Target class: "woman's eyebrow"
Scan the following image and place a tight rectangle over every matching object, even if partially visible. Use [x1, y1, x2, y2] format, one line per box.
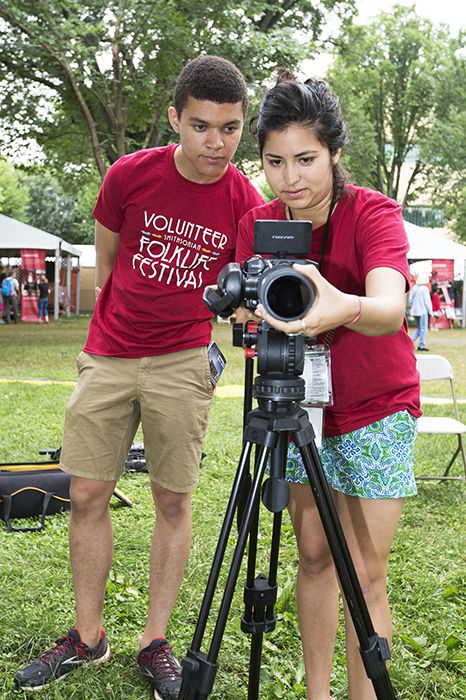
[264, 149, 318, 157]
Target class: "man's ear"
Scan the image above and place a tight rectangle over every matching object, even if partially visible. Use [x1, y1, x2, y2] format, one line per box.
[168, 106, 180, 133]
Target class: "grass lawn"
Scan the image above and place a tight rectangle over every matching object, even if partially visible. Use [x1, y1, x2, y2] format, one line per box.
[0, 317, 465, 699]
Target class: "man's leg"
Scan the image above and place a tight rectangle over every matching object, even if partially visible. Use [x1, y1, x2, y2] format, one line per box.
[14, 475, 115, 691]
[140, 482, 192, 647]
[137, 348, 212, 699]
[12, 296, 19, 322]
[411, 316, 420, 342]
[4, 295, 11, 322]
[15, 353, 140, 691]
[139, 347, 213, 646]
[288, 483, 339, 700]
[418, 314, 428, 349]
[69, 476, 117, 647]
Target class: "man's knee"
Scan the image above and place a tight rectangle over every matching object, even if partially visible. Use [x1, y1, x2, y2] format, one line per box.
[70, 476, 115, 517]
[152, 483, 191, 523]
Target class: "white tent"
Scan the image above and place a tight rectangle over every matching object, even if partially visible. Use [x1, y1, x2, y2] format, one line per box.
[404, 221, 466, 277]
[404, 221, 466, 328]
[0, 214, 81, 320]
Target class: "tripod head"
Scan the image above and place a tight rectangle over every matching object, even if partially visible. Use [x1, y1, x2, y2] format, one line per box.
[233, 321, 306, 409]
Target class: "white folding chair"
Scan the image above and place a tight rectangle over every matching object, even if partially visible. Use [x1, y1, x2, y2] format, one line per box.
[416, 354, 466, 481]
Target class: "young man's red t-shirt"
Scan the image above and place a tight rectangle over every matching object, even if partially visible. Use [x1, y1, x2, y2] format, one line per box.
[236, 186, 421, 437]
[86, 144, 263, 358]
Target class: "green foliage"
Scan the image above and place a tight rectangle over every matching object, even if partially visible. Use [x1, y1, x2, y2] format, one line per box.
[0, 0, 355, 178]
[444, 183, 466, 243]
[423, 48, 466, 241]
[327, 5, 466, 210]
[0, 158, 29, 218]
[258, 179, 276, 203]
[23, 168, 100, 243]
[0, 165, 100, 243]
[24, 172, 77, 239]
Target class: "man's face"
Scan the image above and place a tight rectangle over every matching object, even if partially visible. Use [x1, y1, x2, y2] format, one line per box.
[168, 97, 244, 184]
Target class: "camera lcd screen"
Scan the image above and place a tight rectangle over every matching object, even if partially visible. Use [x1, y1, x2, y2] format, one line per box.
[254, 220, 312, 257]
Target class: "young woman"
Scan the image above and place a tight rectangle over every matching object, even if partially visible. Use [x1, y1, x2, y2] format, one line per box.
[236, 73, 421, 700]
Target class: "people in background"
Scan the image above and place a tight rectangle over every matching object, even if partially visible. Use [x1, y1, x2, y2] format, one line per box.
[1, 271, 20, 323]
[409, 272, 432, 351]
[37, 275, 50, 323]
[430, 284, 443, 331]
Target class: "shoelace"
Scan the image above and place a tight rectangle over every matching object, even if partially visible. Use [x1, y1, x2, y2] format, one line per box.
[141, 643, 179, 680]
[41, 634, 77, 665]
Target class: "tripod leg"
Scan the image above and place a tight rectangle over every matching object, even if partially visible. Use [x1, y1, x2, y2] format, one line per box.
[190, 439, 255, 651]
[180, 442, 271, 699]
[242, 432, 289, 700]
[297, 440, 398, 700]
[208, 444, 270, 658]
[244, 507, 283, 700]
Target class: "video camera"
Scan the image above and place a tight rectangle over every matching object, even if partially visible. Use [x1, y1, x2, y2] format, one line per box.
[203, 220, 315, 322]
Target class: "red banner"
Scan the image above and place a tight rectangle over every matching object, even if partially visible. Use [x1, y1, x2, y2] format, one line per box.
[20, 249, 46, 322]
[431, 259, 454, 283]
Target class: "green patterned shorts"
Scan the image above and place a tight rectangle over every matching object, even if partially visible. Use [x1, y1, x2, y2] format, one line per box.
[286, 410, 418, 499]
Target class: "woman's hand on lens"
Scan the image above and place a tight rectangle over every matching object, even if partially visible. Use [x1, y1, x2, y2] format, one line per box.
[255, 263, 360, 336]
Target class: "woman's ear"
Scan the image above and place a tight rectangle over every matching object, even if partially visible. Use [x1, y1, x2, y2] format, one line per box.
[332, 148, 342, 165]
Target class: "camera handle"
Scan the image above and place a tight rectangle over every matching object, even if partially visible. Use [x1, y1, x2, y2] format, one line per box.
[179, 374, 398, 699]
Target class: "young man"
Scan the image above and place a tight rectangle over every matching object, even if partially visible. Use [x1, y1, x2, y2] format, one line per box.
[14, 55, 263, 699]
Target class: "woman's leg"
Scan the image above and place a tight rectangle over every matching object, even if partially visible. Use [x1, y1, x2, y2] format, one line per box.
[332, 494, 404, 700]
[288, 483, 340, 700]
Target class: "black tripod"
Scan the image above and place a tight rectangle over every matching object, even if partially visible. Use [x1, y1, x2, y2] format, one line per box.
[179, 324, 398, 700]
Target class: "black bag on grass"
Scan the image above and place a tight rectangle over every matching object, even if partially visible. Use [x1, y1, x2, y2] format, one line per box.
[0, 466, 71, 532]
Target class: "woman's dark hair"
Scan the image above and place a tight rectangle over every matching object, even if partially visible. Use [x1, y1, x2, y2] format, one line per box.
[174, 55, 248, 117]
[252, 71, 350, 198]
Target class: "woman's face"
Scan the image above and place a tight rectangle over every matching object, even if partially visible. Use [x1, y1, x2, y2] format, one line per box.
[262, 124, 340, 214]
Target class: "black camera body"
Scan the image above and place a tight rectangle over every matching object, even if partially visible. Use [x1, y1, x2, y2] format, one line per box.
[204, 220, 315, 322]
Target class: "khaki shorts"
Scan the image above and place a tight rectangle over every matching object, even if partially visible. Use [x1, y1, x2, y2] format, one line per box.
[60, 347, 213, 492]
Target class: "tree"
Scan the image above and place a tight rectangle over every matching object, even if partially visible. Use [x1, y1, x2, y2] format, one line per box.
[422, 46, 466, 241]
[23, 169, 100, 243]
[0, 159, 29, 219]
[24, 172, 77, 240]
[327, 5, 466, 210]
[0, 0, 355, 179]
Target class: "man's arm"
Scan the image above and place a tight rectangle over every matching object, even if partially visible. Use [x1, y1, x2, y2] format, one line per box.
[95, 221, 120, 298]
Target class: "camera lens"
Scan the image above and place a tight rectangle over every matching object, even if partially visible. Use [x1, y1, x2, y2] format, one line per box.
[259, 268, 315, 321]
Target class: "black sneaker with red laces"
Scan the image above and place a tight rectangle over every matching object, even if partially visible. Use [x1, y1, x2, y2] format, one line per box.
[14, 628, 110, 691]
[137, 639, 182, 700]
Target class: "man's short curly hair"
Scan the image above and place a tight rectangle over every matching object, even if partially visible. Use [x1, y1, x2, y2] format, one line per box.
[174, 55, 248, 117]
